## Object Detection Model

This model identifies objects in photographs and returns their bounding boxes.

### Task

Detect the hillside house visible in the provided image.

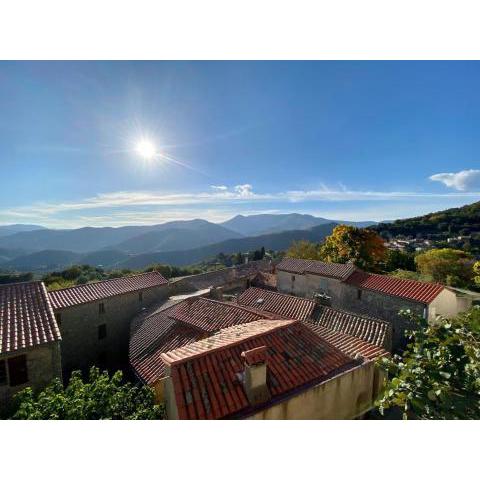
[48,272,169,376]
[276,258,469,349]
[0,281,62,413]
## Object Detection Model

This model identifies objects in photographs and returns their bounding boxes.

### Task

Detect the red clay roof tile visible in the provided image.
[161,319,359,419]
[311,305,391,349]
[237,287,316,320]
[0,281,61,354]
[129,305,203,385]
[346,271,444,304]
[304,322,388,361]
[168,297,272,333]
[49,272,168,310]
[276,258,356,279]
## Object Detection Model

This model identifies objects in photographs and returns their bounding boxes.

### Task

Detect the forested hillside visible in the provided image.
[374,201,480,239]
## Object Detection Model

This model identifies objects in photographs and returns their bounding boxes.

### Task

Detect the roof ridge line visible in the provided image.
[160,318,297,366]
[48,270,166,294]
[245,286,316,303]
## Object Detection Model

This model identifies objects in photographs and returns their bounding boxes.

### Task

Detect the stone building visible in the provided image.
[169,259,273,296]
[0,281,62,414]
[48,272,169,376]
[129,296,275,387]
[276,258,470,349]
[238,286,392,351]
[129,287,390,419]
[158,319,388,419]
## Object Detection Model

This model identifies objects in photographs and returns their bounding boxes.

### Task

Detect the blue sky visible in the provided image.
[0,61,479,228]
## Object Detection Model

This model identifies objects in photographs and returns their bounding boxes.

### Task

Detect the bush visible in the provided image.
[12,367,165,420]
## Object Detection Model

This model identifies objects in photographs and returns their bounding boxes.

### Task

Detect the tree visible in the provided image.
[474,261,480,287]
[11,367,164,420]
[377,307,480,419]
[384,249,416,272]
[319,225,387,271]
[285,240,322,260]
[233,252,244,265]
[415,248,474,288]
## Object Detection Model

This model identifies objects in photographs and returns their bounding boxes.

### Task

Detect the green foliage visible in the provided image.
[286,240,323,260]
[374,201,480,242]
[12,367,165,420]
[377,307,480,419]
[415,248,474,288]
[143,263,201,278]
[474,261,480,287]
[383,250,416,272]
[0,272,34,284]
[389,269,425,281]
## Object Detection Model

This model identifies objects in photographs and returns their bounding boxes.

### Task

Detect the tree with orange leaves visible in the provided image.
[319,224,387,271]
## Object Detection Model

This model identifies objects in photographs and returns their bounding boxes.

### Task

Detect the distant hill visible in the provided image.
[221,213,376,236]
[0,219,240,254]
[0,225,154,253]
[221,213,331,236]
[373,201,480,238]
[0,222,337,271]
[111,220,242,254]
[118,222,338,268]
[0,224,46,238]
[1,250,82,271]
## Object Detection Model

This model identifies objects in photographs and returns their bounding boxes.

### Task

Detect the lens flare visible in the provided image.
[136,140,156,160]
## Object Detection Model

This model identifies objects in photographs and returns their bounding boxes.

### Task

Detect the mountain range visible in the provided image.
[0,213,375,271]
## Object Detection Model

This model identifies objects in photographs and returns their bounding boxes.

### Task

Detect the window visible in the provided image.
[55,312,62,327]
[98,324,107,340]
[8,355,28,386]
[138,291,143,302]
[357,289,362,300]
[291,275,296,282]
[0,360,6,385]
[98,302,105,314]
[96,351,107,370]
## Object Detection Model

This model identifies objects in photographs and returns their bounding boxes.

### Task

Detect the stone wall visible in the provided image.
[336,283,424,350]
[277,270,425,350]
[0,342,62,415]
[57,284,168,376]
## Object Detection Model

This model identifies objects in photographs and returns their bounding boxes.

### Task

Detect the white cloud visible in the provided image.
[234,184,254,197]
[1,182,480,228]
[429,169,480,191]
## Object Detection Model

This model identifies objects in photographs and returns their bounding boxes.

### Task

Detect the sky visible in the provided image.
[0,61,479,228]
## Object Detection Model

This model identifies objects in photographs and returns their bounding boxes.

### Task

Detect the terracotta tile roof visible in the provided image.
[311,305,391,349]
[237,287,316,321]
[49,272,168,310]
[346,271,444,304]
[129,306,203,385]
[276,258,356,279]
[0,281,61,355]
[304,322,388,361]
[168,297,271,333]
[160,319,359,419]
[276,258,315,274]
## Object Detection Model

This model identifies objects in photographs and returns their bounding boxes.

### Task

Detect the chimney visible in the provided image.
[241,346,270,406]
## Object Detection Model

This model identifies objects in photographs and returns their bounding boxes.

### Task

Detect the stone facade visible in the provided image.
[277,269,466,350]
[56,284,168,376]
[0,342,62,415]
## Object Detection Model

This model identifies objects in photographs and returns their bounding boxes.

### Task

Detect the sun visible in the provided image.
[136,139,156,160]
